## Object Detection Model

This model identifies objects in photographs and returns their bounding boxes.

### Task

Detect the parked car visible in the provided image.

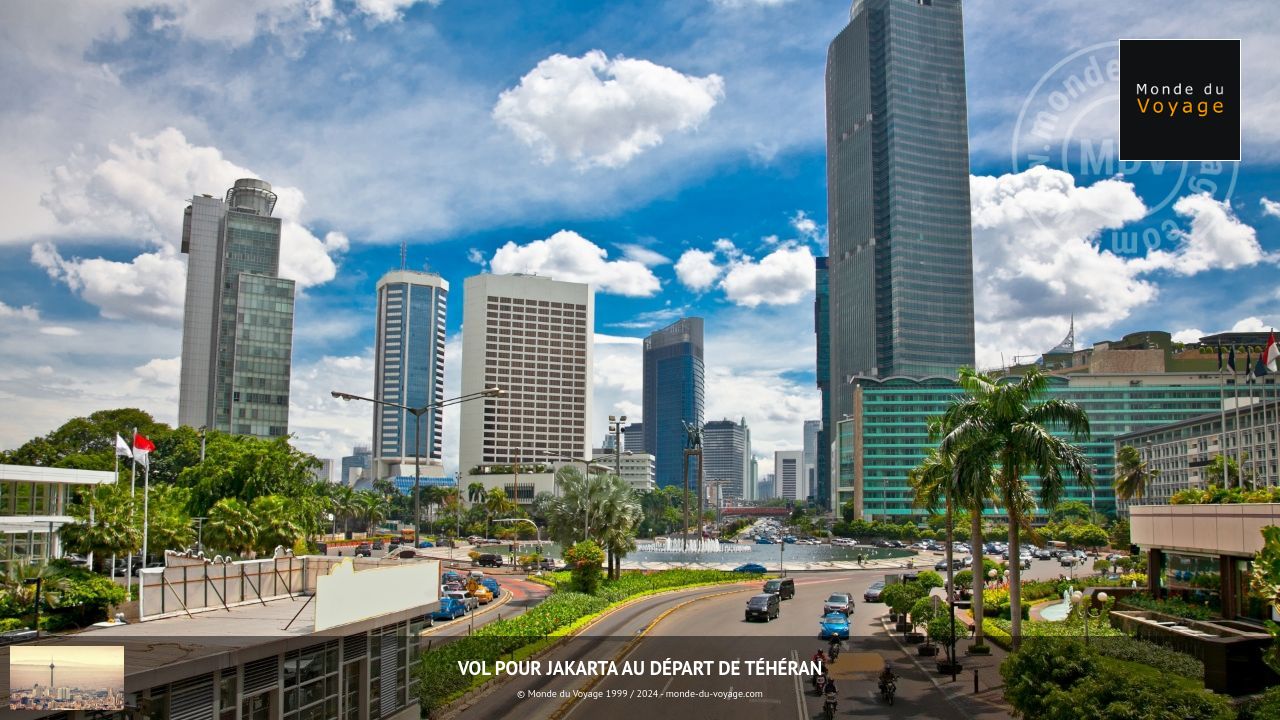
[63,553,90,567]
[355,543,372,557]
[444,590,479,611]
[763,577,795,600]
[475,553,504,568]
[442,570,465,584]
[819,612,851,639]
[132,561,165,576]
[744,593,780,622]
[538,558,558,571]
[733,563,769,574]
[823,592,854,616]
[432,597,467,621]
[1060,555,1080,567]
[1035,548,1053,560]
[863,581,886,603]
[418,540,434,548]
[935,558,964,571]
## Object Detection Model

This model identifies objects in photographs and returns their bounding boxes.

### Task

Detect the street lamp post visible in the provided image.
[608,415,627,479]
[1071,591,1108,645]
[332,387,502,549]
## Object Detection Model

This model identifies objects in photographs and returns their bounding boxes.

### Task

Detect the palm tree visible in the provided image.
[546,466,591,545]
[1114,445,1158,502]
[467,481,487,506]
[59,483,140,570]
[595,475,641,579]
[355,491,389,532]
[938,368,1093,648]
[204,498,258,557]
[250,494,304,555]
[330,485,357,536]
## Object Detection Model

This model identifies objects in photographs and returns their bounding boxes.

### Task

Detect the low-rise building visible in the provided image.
[590,452,656,493]
[0,464,115,569]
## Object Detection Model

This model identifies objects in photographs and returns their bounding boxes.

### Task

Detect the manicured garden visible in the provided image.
[0,561,126,632]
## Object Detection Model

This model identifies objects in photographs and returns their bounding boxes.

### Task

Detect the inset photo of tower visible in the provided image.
[8,646,124,712]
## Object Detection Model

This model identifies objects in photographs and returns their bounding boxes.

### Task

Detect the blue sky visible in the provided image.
[1,0,1279,476]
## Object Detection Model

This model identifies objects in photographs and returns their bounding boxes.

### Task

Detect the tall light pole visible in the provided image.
[608,415,627,479]
[332,386,502,549]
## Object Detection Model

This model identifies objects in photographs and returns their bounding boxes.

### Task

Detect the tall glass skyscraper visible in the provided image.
[179,179,295,439]
[815,256,832,508]
[643,318,705,489]
[824,0,976,424]
[373,270,448,469]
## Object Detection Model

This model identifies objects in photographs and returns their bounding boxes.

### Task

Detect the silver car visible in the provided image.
[445,590,479,611]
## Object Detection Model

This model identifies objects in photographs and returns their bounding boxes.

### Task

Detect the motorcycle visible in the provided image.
[822,690,838,720]
[878,676,896,706]
[812,672,826,694]
[828,639,841,661]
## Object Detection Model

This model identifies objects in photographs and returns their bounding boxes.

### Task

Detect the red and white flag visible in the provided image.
[133,433,156,468]
[1265,330,1280,374]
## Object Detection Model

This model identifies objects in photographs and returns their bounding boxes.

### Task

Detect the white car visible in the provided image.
[445,590,479,611]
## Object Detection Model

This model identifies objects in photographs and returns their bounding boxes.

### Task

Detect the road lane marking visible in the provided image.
[791,649,805,720]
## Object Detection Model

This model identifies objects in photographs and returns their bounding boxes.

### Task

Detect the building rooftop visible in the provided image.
[0,464,116,485]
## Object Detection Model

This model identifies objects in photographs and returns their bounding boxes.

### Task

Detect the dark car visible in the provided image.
[733,563,769,574]
[763,577,795,600]
[745,593,780,622]
[863,581,886,602]
[823,592,854,616]
[935,558,963,571]
[475,554,504,568]
[355,543,372,557]
[480,577,501,595]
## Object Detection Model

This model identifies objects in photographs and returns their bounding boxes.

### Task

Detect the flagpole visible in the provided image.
[1233,349,1242,490]
[127,427,136,596]
[142,460,150,577]
[1218,344,1227,491]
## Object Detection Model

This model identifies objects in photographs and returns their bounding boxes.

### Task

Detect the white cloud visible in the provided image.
[353,0,439,25]
[35,128,347,322]
[489,230,661,297]
[607,304,691,330]
[1231,317,1269,333]
[1263,198,1280,219]
[493,50,725,169]
[39,326,80,337]
[674,249,723,292]
[1171,328,1204,344]
[720,244,816,307]
[711,0,796,7]
[288,351,376,461]
[134,356,180,384]
[790,210,822,246]
[1134,195,1263,276]
[31,243,188,325]
[969,166,1154,367]
[0,302,39,321]
[618,243,670,267]
[466,248,487,267]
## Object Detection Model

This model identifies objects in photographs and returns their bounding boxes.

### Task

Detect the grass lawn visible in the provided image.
[1096,656,1201,691]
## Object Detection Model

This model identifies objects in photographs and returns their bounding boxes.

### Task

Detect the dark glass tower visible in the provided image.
[825,0,976,434]
[815,256,831,508]
[642,318,705,489]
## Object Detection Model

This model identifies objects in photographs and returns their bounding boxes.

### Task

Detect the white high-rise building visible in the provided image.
[774,450,803,501]
[803,419,821,501]
[458,274,593,476]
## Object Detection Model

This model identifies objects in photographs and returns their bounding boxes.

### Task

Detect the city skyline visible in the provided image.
[2,2,1279,480]
[9,646,124,710]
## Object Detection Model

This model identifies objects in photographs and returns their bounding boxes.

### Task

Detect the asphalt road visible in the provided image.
[442,555,1097,720]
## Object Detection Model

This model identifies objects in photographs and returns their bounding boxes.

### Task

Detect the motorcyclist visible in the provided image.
[812,649,827,668]
[827,635,841,659]
[878,664,898,692]
[820,675,838,695]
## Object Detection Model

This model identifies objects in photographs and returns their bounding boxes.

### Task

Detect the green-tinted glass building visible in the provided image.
[179,179,295,439]
[838,375,1226,521]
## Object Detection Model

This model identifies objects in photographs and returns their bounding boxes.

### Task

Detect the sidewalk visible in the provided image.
[881,605,1014,720]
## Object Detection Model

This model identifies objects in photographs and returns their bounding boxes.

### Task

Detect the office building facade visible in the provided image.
[803,419,821,502]
[372,270,449,476]
[179,179,295,439]
[814,256,832,509]
[823,0,976,462]
[839,374,1227,521]
[703,418,751,501]
[458,274,593,474]
[592,452,657,493]
[0,464,114,570]
[774,450,803,502]
[341,445,372,487]
[622,422,645,453]
[643,318,706,489]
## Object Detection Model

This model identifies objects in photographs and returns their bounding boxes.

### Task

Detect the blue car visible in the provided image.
[819,612,851,639]
[480,577,500,595]
[755,536,774,544]
[432,597,467,621]
[733,563,768,574]
[442,571,465,584]
[419,540,434,548]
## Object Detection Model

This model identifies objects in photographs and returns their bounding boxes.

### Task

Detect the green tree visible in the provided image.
[595,475,641,579]
[1205,452,1253,488]
[1000,640,1100,719]
[250,495,304,555]
[204,498,258,557]
[1069,523,1109,552]
[938,368,1093,648]
[355,491,389,532]
[466,482,487,505]
[1250,524,1280,674]
[1050,499,1093,523]
[563,540,605,594]
[1108,518,1131,549]
[59,482,140,569]
[1113,445,1158,502]
[143,484,195,555]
